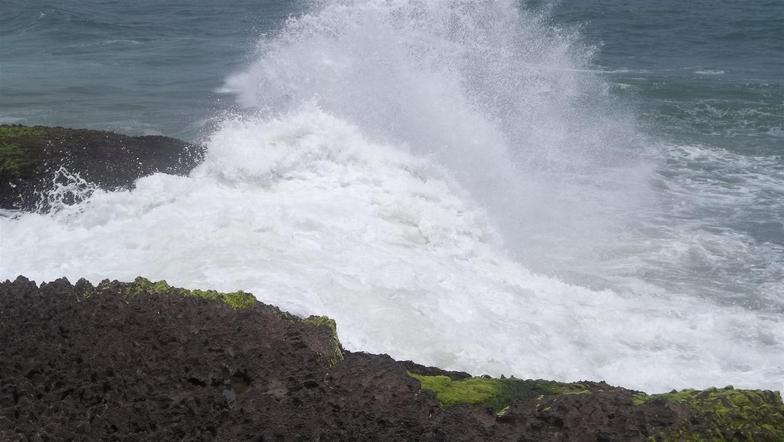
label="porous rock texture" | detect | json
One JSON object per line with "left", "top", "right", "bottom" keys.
{"left": 1, "top": 277, "right": 783, "bottom": 441}
{"left": 0, "top": 125, "right": 202, "bottom": 211}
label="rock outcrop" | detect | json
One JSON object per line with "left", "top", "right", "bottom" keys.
{"left": 2, "top": 277, "right": 782, "bottom": 441}
{"left": 0, "top": 125, "right": 203, "bottom": 211}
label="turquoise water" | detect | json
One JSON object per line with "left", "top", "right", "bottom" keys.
{"left": 1, "top": 1, "right": 783, "bottom": 391}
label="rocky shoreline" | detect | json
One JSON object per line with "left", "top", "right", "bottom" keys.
{"left": 2, "top": 126, "right": 783, "bottom": 439}
{"left": 2, "top": 277, "right": 783, "bottom": 441}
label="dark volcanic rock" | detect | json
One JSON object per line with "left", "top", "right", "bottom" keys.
{"left": 0, "top": 125, "right": 203, "bottom": 211}
{"left": 1, "top": 277, "right": 783, "bottom": 441}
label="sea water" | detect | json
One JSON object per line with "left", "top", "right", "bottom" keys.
{"left": 1, "top": 0, "right": 782, "bottom": 393}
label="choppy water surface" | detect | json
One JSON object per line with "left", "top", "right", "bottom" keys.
{"left": 1, "top": 0, "right": 782, "bottom": 393}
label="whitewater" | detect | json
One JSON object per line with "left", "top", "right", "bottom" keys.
{"left": 1, "top": 0, "right": 782, "bottom": 393}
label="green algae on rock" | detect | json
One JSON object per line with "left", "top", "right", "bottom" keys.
{"left": 79, "top": 277, "right": 345, "bottom": 367}
{"left": 0, "top": 126, "right": 48, "bottom": 138}
{"left": 0, "top": 126, "right": 48, "bottom": 182}
{"left": 0, "top": 124, "right": 203, "bottom": 211}
{"left": 634, "top": 386, "right": 784, "bottom": 441}
{"left": 408, "top": 372, "right": 591, "bottom": 412}
{"left": 84, "top": 276, "right": 257, "bottom": 310}
{"left": 410, "top": 373, "right": 784, "bottom": 439}
{"left": 303, "top": 315, "right": 338, "bottom": 335}
{"left": 303, "top": 315, "right": 344, "bottom": 367}
{"left": 132, "top": 277, "right": 257, "bottom": 310}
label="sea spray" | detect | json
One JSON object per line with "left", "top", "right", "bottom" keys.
{"left": 33, "top": 167, "right": 100, "bottom": 215}
{"left": 222, "top": 0, "right": 656, "bottom": 280}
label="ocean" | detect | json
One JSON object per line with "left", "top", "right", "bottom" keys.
{"left": 1, "top": 0, "right": 782, "bottom": 393}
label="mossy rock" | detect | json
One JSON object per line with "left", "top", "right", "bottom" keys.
{"left": 0, "top": 126, "right": 48, "bottom": 139}
{"left": 79, "top": 277, "right": 345, "bottom": 367}
{"left": 0, "top": 124, "right": 202, "bottom": 211}
{"left": 0, "top": 126, "right": 49, "bottom": 181}
{"left": 634, "top": 386, "right": 784, "bottom": 441}
{"left": 408, "top": 372, "right": 591, "bottom": 412}
{"left": 82, "top": 276, "right": 256, "bottom": 310}
{"left": 303, "top": 315, "right": 344, "bottom": 368}
{"left": 410, "top": 373, "right": 784, "bottom": 439}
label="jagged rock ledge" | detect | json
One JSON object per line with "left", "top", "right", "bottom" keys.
{"left": 1, "top": 277, "right": 782, "bottom": 440}
{"left": 0, "top": 125, "right": 203, "bottom": 211}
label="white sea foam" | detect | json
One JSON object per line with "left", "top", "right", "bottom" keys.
{"left": 3, "top": 108, "right": 782, "bottom": 393}
{"left": 222, "top": 0, "right": 656, "bottom": 281}
{"left": 1, "top": 0, "right": 782, "bottom": 393}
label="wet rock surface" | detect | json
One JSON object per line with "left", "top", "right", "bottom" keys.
{"left": 1, "top": 277, "right": 782, "bottom": 441}
{"left": 0, "top": 125, "right": 203, "bottom": 211}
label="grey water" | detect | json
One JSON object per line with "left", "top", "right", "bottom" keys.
{"left": 3, "top": 1, "right": 781, "bottom": 148}
{"left": 1, "top": 0, "right": 303, "bottom": 138}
